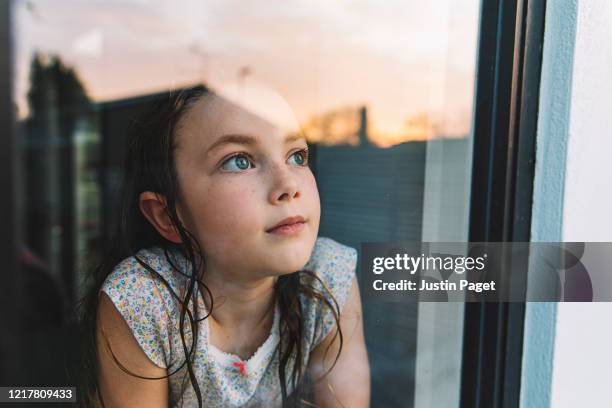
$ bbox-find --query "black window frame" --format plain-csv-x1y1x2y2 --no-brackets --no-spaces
461,1,546,408
0,0,26,384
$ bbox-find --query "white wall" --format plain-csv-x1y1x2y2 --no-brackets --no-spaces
562,0,612,242
550,1,612,407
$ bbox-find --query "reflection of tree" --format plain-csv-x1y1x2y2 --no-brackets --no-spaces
401,114,434,142
27,53,90,118
22,52,92,302
302,105,441,147
302,106,362,146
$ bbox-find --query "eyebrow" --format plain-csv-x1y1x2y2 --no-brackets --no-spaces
205,133,306,156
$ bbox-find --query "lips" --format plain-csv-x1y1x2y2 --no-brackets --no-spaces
266,215,306,233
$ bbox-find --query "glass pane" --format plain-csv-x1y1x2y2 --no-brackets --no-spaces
12,0,480,405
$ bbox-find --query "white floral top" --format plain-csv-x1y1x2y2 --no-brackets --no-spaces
100,237,358,407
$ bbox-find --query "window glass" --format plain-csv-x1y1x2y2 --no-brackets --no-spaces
13,1,480,405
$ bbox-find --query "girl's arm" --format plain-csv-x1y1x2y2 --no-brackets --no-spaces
96,292,169,407
308,277,371,407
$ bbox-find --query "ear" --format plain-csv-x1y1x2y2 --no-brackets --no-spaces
138,191,182,244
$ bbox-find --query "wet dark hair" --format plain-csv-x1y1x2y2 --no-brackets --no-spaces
76,85,343,407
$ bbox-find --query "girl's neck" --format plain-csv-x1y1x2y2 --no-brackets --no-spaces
200,270,277,331
198,270,278,359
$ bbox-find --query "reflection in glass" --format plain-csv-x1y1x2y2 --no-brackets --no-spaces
13,0,480,405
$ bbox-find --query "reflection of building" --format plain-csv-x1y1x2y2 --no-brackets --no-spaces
314,136,469,407
314,139,424,407
316,140,426,244
18,54,95,387
97,89,203,248
20,54,94,304
20,66,194,304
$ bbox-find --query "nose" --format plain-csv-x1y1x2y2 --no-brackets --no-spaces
267,163,301,205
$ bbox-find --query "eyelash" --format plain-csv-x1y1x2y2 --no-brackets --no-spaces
291,148,310,165
220,148,310,170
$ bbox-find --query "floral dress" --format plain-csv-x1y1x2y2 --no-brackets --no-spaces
100,237,358,407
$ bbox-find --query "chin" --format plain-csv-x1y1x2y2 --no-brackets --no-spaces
267,237,316,275
273,250,311,274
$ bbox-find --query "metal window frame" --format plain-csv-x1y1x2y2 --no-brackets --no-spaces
461,1,546,408
0,0,26,384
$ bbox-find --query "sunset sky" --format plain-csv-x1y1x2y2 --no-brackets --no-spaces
14,0,480,146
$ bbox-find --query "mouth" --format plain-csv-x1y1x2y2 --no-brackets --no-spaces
266,215,307,235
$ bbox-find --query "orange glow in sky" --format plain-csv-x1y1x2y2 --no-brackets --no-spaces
14,0,480,146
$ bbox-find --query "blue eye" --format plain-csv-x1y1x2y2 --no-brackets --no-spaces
221,153,253,172
288,149,309,166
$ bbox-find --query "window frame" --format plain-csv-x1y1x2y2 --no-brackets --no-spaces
461,1,546,407
0,0,26,384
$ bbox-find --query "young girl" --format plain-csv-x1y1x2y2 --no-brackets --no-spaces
78,85,370,407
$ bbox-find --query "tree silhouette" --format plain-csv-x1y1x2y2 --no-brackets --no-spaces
22,52,92,305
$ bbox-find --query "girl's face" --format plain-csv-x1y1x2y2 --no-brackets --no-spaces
173,94,320,281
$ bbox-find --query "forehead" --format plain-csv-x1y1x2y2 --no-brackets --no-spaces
176,92,302,151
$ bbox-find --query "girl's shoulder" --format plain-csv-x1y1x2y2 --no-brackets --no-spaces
102,246,188,296
99,246,187,369
303,236,358,288
300,237,359,348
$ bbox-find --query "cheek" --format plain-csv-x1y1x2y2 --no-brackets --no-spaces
188,181,261,246
181,170,321,264
303,172,321,222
